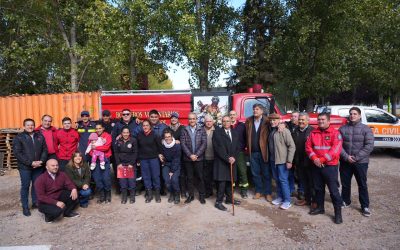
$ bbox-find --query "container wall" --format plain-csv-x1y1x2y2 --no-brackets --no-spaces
0,92,100,129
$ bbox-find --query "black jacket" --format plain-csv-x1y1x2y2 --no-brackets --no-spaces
137,131,162,160
162,143,181,173
13,131,48,170
114,137,138,166
212,127,239,181
292,125,314,167
112,118,138,141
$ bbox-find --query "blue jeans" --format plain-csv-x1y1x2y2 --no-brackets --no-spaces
250,152,271,195
92,158,112,191
140,158,161,190
19,168,44,209
162,166,180,193
79,188,92,206
270,161,291,203
119,178,136,191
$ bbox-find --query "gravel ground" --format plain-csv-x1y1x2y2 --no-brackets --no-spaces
0,150,399,249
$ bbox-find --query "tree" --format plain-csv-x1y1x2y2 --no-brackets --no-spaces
164,0,237,90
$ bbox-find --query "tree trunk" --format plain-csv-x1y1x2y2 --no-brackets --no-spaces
378,94,384,109
129,39,137,89
390,92,397,116
306,98,314,112
199,57,209,91
70,57,79,91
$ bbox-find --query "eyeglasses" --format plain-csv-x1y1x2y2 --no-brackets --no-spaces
122,113,131,116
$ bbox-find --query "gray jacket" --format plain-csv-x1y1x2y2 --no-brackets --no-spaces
339,121,374,163
272,128,296,165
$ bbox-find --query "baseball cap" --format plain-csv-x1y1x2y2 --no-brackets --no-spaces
81,111,90,117
102,110,111,116
170,112,179,119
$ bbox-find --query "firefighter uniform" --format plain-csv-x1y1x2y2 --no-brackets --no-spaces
305,125,343,222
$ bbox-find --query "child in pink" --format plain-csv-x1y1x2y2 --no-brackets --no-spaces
86,133,106,170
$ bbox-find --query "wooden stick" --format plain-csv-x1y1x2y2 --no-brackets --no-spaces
230,162,235,216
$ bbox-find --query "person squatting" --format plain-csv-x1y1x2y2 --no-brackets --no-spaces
13,106,373,224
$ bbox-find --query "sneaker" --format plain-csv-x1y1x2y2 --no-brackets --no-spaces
65,211,80,218
362,207,371,217
100,162,105,170
280,202,292,210
90,163,96,170
272,197,283,205
342,201,351,208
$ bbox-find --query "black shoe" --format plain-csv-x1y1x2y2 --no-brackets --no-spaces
80,203,88,208
334,207,343,224
342,201,351,208
309,207,325,215
215,202,227,211
97,190,105,204
174,192,180,204
225,199,241,205
121,190,127,204
361,207,371,217
168,193,174,203
130,190,136,204
240,190,248,199
105,190,112,203
297,192,305,201
184,195,194,204
181,191,188,199
31,203,38,209
155,189,161,203
199,195,206,204
23,208,31,216
145,189,153,203
45,215,53,223
65,211,80,218
160,188,167,196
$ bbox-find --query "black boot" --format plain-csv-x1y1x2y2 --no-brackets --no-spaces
240,189,248,199
334,206,343,224
130,190,136,204
185,195,194,204
174,192,180,204
121,190,127,204
145,189,153,203
155,189,161,203
97,190,105,204
105,190,112,203
199,194,206,204
168,192,174,203
309,206,325,215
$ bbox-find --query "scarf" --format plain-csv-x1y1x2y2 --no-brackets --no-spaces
162,137,176,148
169,123,181,132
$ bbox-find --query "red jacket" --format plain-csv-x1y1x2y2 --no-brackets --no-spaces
55,128,80,160
88,132,112,158
305,126,343,166
35,126,58,154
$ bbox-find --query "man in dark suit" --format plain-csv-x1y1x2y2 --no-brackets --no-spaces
212,115,241,211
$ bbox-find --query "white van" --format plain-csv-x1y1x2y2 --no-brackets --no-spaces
325,105,400,149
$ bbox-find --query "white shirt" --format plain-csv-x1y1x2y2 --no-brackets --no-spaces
254,117,262,132
224,129,232,141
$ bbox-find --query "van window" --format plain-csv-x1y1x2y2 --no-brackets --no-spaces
244,98,271,118
365,109,396,123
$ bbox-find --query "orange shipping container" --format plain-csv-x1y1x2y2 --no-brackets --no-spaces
0,92,100,129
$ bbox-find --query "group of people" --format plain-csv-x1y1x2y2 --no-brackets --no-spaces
12,104,374,224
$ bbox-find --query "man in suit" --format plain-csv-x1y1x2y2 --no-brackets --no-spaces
213,115,241,211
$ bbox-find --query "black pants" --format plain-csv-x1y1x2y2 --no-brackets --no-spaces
185,161,205,196
216,181,233,203
203,160,214,196
340,161,370,209
312,165,342,209
297,163,315,203
38,190,78,221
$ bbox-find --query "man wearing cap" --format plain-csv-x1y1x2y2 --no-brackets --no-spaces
168,112,187,198
112,108,139,140
99,110,116,134
77,111,96,162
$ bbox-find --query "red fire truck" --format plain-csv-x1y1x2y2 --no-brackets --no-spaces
100,89,346,128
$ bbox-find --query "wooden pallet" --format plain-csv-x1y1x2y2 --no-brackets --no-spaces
0,131,19,169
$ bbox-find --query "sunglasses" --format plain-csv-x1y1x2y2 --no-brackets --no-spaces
81,115,89,117
122,113,131,116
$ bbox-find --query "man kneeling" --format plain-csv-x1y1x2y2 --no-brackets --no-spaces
34,159,79,223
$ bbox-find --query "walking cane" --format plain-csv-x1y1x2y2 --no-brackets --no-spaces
230,162,235,216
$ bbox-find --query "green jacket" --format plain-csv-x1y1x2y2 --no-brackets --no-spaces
64,163,91,189
272,128,296,165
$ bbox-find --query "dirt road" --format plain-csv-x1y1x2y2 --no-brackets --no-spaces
1,150,399,249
